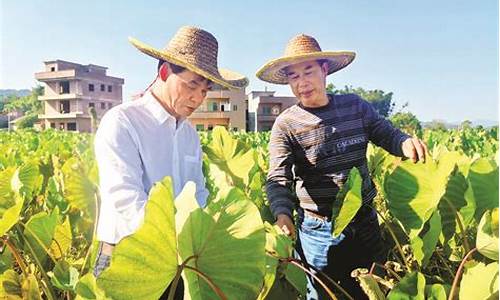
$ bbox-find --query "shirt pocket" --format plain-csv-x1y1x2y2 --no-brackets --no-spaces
183,155,200,182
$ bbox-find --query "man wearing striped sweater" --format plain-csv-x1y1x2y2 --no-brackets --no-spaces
256,34,427,300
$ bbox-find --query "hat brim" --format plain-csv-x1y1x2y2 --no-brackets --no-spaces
256,51,355,85
129,37,248,89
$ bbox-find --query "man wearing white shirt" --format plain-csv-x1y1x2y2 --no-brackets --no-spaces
92,26,248,295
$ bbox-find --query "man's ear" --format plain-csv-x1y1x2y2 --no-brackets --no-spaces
321,62,329,76
159,62,169,81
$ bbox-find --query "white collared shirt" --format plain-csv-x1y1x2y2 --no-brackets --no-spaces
94,91,208,244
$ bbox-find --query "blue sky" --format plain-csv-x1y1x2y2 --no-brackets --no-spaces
1,0,498,123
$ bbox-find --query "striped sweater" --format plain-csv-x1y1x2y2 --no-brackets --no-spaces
266,93,410,219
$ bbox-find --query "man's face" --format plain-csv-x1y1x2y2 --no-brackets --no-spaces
285,60,329,107
164,68,211,118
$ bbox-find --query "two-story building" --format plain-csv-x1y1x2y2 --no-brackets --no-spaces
187,84,246,131
35,60,124,132
247,90,297,131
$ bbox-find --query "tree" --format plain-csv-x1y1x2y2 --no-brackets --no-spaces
390,112,423,138
326,84,395,117
2,85,44,115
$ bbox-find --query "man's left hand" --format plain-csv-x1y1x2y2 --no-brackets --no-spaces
402,137,428,163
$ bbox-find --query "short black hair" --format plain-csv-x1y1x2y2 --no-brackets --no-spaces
157,59,185,74
317,59,329,68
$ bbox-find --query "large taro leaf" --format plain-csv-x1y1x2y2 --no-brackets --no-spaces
0,167,16,213
176,183,266,300
258,223,302,300
23,209,58,265
97,177,178,300
438,165,469,245
48,260,79,291
0,270,41,300
387,271,425,300
49,216,72,259
0,194,24,237
204,126,255,186
411,210,442,268
11,162,41,198
61,157,97,217
331,167,363,238
384,153,456,238
465,158,499,223
75,273,112,300
476,209,499,261
459,261,498,300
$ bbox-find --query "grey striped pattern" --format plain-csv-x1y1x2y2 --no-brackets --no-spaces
266,93,410,218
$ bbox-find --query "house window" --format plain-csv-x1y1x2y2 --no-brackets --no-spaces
107,85,112,92
59,81,70,94
59,100,70,114
221,104,225,111
196,124,204,131
59,123,65,130
100,102,106,109
89,102,95,108
233,127,238,131
100,84,105,91
51,67,55,72
210,102,218,111
89,84,94,92
108,103,113,109
262,106,271,115
233,105,237,111
67,123,77,131
50,123,55,128
207,124,214,131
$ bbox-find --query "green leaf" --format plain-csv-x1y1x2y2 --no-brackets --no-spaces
476,209,499,261
438,157,470,244
75,273,111,300
0,167,16,213
411,210,442,267
385,154,456,238
205,126,255,186
61,157,97,217
23,210,58,264
11,162,40,197
0,195,24,236
351,269,386,300
283,263,307,297
257,255,278,300
331,167,363,238
177,182,266,300
466,158,499,222
424,284,447,300
264,222,294,259
0,270,41,300
387,271,426,300
459,261,498,300
97,177,178,300
49,260,79,291
49,216,72,259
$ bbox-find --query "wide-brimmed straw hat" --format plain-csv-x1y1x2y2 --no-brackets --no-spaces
256,34,355,84
129,26,248,89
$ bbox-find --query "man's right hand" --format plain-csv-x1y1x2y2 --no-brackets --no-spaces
276,214,296,240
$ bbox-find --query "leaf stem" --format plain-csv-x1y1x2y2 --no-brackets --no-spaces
448,247,477,300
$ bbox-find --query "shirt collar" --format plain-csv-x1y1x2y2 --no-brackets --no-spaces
143,91,187,127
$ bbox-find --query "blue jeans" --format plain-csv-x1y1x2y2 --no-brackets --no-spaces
295,207,385,300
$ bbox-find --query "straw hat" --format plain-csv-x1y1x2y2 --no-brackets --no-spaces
256,34,355,84
129,26,248,89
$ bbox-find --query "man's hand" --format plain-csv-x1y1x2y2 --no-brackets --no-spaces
402,137,428,163
276,214,296,240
